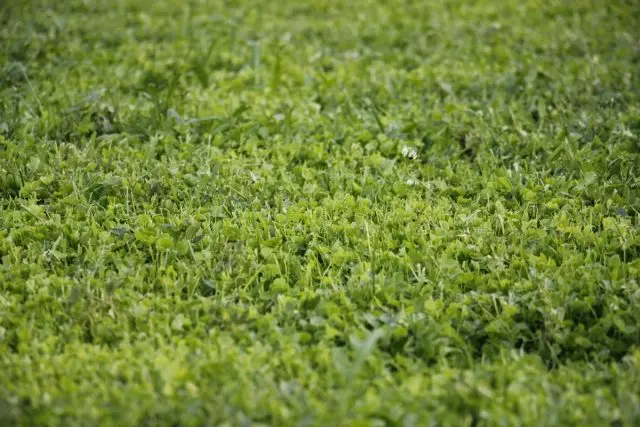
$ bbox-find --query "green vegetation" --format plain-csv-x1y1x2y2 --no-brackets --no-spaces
1,0,639,425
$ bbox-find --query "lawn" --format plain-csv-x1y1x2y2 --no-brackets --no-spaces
1,0,639,425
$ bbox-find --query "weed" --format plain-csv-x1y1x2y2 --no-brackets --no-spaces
1,0,639,425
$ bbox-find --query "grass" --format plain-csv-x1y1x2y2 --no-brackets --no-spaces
1,0,639,425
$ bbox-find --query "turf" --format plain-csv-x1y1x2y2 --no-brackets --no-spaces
1,0,639,425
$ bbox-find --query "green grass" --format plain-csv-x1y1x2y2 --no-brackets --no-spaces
1,0,640,425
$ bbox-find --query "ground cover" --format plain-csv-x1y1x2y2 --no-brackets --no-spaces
1,0,639,425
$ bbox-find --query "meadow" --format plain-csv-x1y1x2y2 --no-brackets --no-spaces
1,0,639,425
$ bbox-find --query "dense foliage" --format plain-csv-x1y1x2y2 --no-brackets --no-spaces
1,0,639,425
